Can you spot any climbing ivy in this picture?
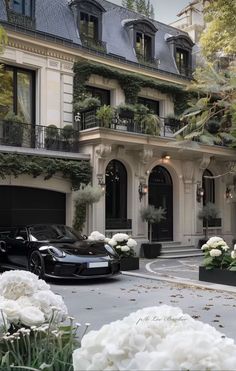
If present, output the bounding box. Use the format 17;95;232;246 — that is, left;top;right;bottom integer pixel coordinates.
73;61;187;105
0;153;92;190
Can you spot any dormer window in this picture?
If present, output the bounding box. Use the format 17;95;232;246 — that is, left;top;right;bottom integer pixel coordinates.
10;0;33;17
166;34;194;77
70;0;106;52
123;19;158;65
7;0;35;28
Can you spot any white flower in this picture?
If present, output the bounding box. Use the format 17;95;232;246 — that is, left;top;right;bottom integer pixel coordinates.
1;299;21;324
231;251;236;259
121;246;130;252
19;306;45;327
88;231;105;241
221;244;230;251
127;238;137;248
0;270;39;300
104;238;110;243
108;239;117;247
207;237;223;245
116;245;121;249
234;244;236;251
209;249;222;257
73;305;236;371
37;279;50;291
112;233;129;242
201;244;209;251
32;290;68;322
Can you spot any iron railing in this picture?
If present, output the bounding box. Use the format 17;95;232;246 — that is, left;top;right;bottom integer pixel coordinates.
0;121;79;152
79;108;183;137
7;9;35;29
80;35;107;53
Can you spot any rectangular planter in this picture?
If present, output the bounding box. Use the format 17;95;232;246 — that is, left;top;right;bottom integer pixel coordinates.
199;266;236;286
120;257;139;271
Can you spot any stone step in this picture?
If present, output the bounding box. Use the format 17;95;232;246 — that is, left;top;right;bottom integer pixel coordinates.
162;245;196;251
160;252;203;259
161;241;182;247
162;247;200;254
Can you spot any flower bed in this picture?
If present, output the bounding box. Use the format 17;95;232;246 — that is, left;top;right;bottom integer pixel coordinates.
73;305;236;370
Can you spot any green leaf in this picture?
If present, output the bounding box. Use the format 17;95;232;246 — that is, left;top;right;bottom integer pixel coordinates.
203;256;214;266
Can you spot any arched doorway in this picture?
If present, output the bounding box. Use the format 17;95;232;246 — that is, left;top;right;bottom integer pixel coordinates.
148;165;173;241
105;160;129;230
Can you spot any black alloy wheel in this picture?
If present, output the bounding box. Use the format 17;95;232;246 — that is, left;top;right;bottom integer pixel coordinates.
28;250;45;279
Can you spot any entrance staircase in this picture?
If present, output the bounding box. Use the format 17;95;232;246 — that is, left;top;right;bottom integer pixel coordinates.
160;241;203;259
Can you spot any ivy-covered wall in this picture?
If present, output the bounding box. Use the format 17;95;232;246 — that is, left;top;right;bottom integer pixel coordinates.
0;153;92;190
73;61;189;109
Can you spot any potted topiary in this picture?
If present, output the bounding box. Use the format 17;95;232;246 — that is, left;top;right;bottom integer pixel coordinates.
197;202;219;249
96;105;114;128
60;124;75;151
74;97;101;113
140;205;166;258
45;124;60;150
2;111;25;147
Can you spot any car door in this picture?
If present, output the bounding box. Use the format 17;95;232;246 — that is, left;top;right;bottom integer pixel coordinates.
6;227;29;267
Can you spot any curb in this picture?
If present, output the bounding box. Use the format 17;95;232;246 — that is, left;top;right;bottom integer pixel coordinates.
121;271;236;294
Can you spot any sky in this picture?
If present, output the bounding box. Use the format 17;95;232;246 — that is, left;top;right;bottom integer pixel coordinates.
110;0;190;24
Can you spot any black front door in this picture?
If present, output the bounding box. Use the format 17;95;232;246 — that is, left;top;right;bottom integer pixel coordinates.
148;166;173;241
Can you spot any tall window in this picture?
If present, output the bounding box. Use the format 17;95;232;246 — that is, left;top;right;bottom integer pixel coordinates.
80;12;98;40
105;160;127;223
10;0;33;17
86;86;110;106
135;32;152;62
138;97;159;115
203;169;215;205
176;48;189;76
3;66;35;124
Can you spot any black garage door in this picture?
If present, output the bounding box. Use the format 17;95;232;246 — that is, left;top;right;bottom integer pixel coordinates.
0;186;65;226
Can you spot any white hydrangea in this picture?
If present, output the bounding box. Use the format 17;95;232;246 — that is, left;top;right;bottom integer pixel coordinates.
112;233;129;242
207;237;224;245
19;306;45;327
121;246;130;252
88;231;105;241
0;270;39;300
209;249;222;257
116;245;121;249
73;305;236;371
201;243;209;251
234;244;236;251
231;251;236;259
127;238;137;248
108;239;117;247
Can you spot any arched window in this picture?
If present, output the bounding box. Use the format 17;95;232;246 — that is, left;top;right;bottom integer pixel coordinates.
105;160;128;229
203;169;215;205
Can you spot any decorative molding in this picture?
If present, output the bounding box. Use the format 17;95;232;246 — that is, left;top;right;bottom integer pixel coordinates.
95;144;112;159
138;148;153;165
199;155;211;171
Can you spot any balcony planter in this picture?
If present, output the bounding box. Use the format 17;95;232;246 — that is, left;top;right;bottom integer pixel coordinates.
199;266;236;286
120;257;139;271
2;113;25;147
141;243;162;259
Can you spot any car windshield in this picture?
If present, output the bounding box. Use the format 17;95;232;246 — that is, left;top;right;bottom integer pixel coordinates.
29;225;82;242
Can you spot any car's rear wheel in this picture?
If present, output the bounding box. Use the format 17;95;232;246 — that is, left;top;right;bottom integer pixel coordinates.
28;251;45;279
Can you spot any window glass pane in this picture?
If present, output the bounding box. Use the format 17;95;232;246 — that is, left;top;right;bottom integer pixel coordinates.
80;12;88;37
1;68;14;119
136;32;144;56
24;0;32;17
17;71;32;123
12;0;23;14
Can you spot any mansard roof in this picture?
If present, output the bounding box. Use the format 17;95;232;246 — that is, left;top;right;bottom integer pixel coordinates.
0;0;194;77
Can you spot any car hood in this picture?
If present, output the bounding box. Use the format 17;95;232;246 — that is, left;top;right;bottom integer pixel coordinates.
51;240;108;256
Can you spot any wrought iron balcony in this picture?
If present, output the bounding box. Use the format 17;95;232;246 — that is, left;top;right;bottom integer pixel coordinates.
7;9;35;29
80;35;107;53
79;108;184;138
0;121;79;153
136;53;160;67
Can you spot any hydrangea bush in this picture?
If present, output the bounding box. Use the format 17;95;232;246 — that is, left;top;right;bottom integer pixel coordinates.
87;231;138;258
201;236;231;269
0;270;79;371
73;305;236;371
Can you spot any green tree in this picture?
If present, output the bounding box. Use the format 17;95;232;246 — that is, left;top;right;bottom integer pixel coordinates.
122;0;135;10
123;0;155;18
200;0;236;60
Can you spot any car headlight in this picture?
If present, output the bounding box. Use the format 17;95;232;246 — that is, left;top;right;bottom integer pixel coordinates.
47;246;66;258
105;244;118;257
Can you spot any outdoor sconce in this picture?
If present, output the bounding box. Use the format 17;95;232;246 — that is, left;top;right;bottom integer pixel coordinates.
97;176;106;192
196;183;204;203
226;187;233;199
162;153;171;160
138;182;148;202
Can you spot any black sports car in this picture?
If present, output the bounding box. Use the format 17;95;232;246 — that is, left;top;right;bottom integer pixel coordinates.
0;225;120;279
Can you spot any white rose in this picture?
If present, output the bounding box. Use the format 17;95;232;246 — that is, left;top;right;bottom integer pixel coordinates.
121;246;130;252
19;306;45;327
1;299;21;324
209;249;222;257
0;270;39;300
33;290;68;322
127;238;137;248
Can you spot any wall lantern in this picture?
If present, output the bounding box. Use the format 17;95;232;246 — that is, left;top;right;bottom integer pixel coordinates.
138;182;148;202
225;186;233;199
196;183;204;203
97;175;106;192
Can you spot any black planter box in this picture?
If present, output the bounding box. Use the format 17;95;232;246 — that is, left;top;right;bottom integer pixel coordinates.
199;266;236;286
197;238;208;249
120;257;139;271
142;243;162;259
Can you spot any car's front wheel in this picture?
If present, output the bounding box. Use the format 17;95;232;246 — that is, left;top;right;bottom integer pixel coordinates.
28;250;45;279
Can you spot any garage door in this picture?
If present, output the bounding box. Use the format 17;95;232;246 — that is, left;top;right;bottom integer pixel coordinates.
0;186;66;226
